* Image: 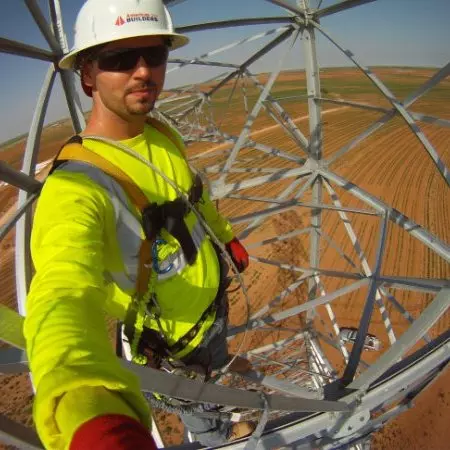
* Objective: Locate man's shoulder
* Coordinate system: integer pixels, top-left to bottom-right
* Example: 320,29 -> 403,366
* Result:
146,118 -> 185,155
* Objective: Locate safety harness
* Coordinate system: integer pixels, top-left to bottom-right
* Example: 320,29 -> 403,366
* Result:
51,118 -> 213,364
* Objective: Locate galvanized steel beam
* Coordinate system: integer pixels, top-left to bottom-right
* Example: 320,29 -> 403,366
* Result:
169,25 -> 292,77
320,169 -> 450,263
380,287 -> 431,344
228,279 -> 369,336
25,0 -> 61,53
0,348 -> 28,374
246,332 -> 306,355
227,193 -> 380,216
16,64 -> 56,315
49,1 -> 85,133
0,193 -> 39,242
342,213 -> 389,384
265,0 -> 307,18
129,362 -> 349,413
169,58 -> 240,69
301,5 -> 324,325
244,70 -> 310,154
316,0 -> 376,18
241,370 -> 321,399
229,197 -> 315,225
212,166 -> 312,199
208,26 -> 294,97
403,61 -> 450,106
216,340 -> 449,449
317,96 -> 450,129
325,62 -> 450,167
217,28 -> 298,182
0,414 -> 43,449
177,17 -> 293,33
251,274 -> 311,319
322,178 -> 397,345
378,276 -> 449,292
238,174 -> 316,239
0,163 -> 42,193
0,37 -> 54,61
245,228 -> 312,249
312,21 -> 449,185
349,288 -> 450,390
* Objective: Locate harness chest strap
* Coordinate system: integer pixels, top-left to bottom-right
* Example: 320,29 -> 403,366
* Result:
146,117 -> 183,155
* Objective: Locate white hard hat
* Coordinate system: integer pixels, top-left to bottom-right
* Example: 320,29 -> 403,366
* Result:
59,0 -> 189,69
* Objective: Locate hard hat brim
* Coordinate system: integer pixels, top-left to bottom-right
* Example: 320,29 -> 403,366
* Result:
58,32 -> 189,70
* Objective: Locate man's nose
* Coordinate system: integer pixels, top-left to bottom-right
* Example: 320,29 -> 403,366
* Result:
133,56 -> 152,77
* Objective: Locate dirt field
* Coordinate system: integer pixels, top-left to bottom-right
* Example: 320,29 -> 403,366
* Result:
0,67 -> 449,449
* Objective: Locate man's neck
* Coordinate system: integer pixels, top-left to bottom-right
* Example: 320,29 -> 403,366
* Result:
82,107 -> 147,141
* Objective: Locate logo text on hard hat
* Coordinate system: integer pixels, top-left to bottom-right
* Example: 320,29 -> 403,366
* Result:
115,13 -> 160,26
115,16 -> 125,26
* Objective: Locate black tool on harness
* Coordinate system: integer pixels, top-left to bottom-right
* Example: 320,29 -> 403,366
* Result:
138,327 -> 169,368
142,173 -> 203,265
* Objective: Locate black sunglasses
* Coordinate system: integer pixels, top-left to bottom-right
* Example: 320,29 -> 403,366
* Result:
93,45 -> 169,72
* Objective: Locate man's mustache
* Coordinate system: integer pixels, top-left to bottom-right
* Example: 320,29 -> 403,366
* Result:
125,83 -> 157,95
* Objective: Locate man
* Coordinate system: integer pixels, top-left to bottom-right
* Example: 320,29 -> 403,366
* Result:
24,0 -> 253,448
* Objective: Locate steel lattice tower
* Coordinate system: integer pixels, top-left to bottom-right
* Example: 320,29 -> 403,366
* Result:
0,1 -> 449,449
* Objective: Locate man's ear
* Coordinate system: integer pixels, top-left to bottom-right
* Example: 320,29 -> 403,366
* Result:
82,61 -> 94,89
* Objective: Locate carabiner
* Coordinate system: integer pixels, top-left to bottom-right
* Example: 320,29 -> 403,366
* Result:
152,238 -> 175,274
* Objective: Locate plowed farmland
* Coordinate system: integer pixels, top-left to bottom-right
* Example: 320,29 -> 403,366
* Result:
1,67 -> 449,449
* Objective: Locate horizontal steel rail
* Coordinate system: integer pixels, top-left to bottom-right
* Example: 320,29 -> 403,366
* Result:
0,193 -> 38,242
320,169 -> 450,262
0,162 -> 42,193
316,0 -> 376,18
177,16 -> 293,33
0,37 -> 54,61
0,414 -> 43,449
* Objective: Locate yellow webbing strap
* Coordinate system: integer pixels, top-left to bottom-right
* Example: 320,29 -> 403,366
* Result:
56,119 -> 183,212
56,144 -> 154,297
57,144 -> 149,212
147,117 -> 185,157
0,304 -> 25,350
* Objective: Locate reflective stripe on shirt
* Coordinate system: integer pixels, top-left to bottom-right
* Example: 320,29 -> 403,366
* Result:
57,161 -> 207,291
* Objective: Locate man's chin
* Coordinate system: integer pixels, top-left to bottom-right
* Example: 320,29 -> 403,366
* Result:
127,103 -> 154,116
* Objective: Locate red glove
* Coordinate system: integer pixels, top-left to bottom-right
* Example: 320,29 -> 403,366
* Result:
225,237 -> 249,273
70,414 -> 157,450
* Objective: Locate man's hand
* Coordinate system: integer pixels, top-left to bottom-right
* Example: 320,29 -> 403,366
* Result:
70,414 -> 157,450
225,237 -> 249,273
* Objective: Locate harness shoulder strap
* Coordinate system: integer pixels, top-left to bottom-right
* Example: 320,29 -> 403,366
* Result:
147,118 -> 204,199
55,142 -> 152,298
56,143 -> 149,212
147,117 -> 185,157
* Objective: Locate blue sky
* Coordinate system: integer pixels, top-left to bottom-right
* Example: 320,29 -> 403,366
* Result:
0,0 -> 449,143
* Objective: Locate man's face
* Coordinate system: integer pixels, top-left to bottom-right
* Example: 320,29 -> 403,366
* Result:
83,36 -> 167,119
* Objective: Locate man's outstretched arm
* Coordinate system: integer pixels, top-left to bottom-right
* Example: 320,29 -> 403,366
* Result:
24,170 -> 151,449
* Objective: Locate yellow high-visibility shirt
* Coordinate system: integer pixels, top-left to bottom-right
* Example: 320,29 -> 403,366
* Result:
24,123 -> 234,449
